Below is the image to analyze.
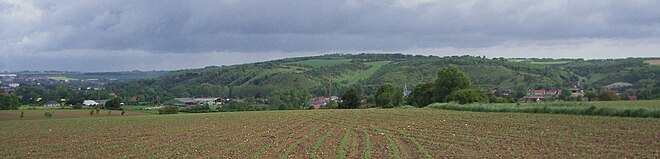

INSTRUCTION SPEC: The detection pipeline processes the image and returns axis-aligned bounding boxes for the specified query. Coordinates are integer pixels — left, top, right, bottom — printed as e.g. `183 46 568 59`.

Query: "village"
39 81 636 111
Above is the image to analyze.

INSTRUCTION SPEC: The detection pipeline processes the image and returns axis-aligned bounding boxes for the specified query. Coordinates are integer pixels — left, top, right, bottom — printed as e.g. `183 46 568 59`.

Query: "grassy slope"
0 109 657 158
115 55 656 98
289 59 352 68
344 61 392 85
531 61 573 65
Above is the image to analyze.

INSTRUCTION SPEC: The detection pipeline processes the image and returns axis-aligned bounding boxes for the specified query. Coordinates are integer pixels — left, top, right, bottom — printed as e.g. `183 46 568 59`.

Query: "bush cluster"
44 112 53 118
180 105 215 113
158 106 179 114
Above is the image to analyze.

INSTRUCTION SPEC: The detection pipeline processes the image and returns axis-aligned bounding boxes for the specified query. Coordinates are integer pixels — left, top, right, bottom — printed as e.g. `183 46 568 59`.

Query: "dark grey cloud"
1 0 659 71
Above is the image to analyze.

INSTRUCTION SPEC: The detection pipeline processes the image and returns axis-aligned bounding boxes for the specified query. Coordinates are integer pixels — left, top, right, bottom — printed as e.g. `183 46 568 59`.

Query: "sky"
1 0 659 72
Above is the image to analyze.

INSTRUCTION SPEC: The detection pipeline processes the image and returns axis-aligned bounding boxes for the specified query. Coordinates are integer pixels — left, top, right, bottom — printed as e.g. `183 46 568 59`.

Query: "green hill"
105 54 659 102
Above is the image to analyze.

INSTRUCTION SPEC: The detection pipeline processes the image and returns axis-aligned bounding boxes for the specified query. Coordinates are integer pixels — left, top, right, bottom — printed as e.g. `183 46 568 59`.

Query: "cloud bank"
1 0 659 71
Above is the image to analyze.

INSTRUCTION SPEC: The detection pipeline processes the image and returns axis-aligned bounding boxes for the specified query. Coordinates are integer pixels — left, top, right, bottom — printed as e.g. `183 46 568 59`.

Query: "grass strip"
361 129 372 159
310 127 334 158
427 103 660 118
336 129 351 159
384 133 401 159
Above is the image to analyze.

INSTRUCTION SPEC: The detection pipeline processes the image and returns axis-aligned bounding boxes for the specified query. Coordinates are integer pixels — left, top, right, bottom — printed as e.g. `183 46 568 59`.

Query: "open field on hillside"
1 109 658 158
344 61 391 85
531 61 573 65
289 59 352 68
0 110 148 120
645 59 660 65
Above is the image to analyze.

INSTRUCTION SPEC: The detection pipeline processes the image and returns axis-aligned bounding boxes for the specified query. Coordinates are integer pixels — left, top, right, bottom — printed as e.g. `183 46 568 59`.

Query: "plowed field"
1 109 658 158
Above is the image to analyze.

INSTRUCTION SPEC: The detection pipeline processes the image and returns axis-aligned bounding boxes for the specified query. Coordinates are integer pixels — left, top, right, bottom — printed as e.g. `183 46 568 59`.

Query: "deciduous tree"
0 94 20 110
339 87 361 109
433 65 473 103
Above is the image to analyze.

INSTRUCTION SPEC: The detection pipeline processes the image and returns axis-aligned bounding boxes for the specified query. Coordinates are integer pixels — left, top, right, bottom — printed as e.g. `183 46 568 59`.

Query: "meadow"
0 108 658 158
424 100 660 118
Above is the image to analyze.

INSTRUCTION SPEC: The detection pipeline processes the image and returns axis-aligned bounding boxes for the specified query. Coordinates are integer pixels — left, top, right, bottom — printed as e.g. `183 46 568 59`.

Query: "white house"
8 83 19 88
83 100 99 106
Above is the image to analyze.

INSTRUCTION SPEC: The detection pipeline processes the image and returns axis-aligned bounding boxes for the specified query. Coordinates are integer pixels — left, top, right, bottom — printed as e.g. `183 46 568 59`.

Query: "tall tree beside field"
407 83 434 107
393 88 405 106
105 97 123 110
433 65 474 102
375 83 395 108
445 89 486 104
268 88 311 110
339 87 361 109
0 94 20 110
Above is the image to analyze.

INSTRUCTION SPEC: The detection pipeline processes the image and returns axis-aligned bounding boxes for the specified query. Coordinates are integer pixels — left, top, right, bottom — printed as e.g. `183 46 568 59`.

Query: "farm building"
43 101 60 107
83 100 107 106
603 82 633 93
164 98 222 106
532 89 546 95
95 100 107 106
83 100 98 106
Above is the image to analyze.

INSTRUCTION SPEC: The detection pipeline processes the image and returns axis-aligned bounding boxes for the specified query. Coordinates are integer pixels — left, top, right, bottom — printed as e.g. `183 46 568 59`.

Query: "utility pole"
328 78 332 97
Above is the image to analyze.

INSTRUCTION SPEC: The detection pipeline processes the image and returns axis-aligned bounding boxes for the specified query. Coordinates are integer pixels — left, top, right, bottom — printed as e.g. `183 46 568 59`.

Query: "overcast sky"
1 0 659 72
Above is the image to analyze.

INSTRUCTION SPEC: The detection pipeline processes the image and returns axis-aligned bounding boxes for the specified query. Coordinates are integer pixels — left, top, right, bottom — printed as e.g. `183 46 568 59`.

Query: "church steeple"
403 83 411 97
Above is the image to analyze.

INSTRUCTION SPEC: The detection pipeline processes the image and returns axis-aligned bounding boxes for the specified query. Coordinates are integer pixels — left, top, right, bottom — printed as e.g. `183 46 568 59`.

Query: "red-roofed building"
532 89 546 95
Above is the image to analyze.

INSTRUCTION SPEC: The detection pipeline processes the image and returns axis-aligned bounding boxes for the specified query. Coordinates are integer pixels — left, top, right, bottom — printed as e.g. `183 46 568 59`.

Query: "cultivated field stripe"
132 116 268 158
361 129 373 159
336 129 351 159
280 125 323 158
310 126 334 158
209 117 312 158
252 123 316 158
380 129 401 159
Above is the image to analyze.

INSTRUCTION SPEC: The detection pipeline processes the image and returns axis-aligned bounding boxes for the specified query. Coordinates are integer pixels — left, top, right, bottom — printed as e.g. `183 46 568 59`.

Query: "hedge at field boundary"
426 102 660 118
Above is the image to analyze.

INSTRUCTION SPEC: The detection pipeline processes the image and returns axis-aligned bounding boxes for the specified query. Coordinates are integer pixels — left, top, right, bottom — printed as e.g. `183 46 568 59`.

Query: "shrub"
444 89 486 104
598 90 621 101
158 106 179 114
72 104 83 109
44 112 53 118
90 110 94 115
180 105 212 113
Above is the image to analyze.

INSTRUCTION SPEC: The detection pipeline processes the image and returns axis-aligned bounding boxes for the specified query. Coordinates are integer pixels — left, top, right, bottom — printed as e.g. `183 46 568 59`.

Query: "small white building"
8 83 19 88
83 100 99 106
